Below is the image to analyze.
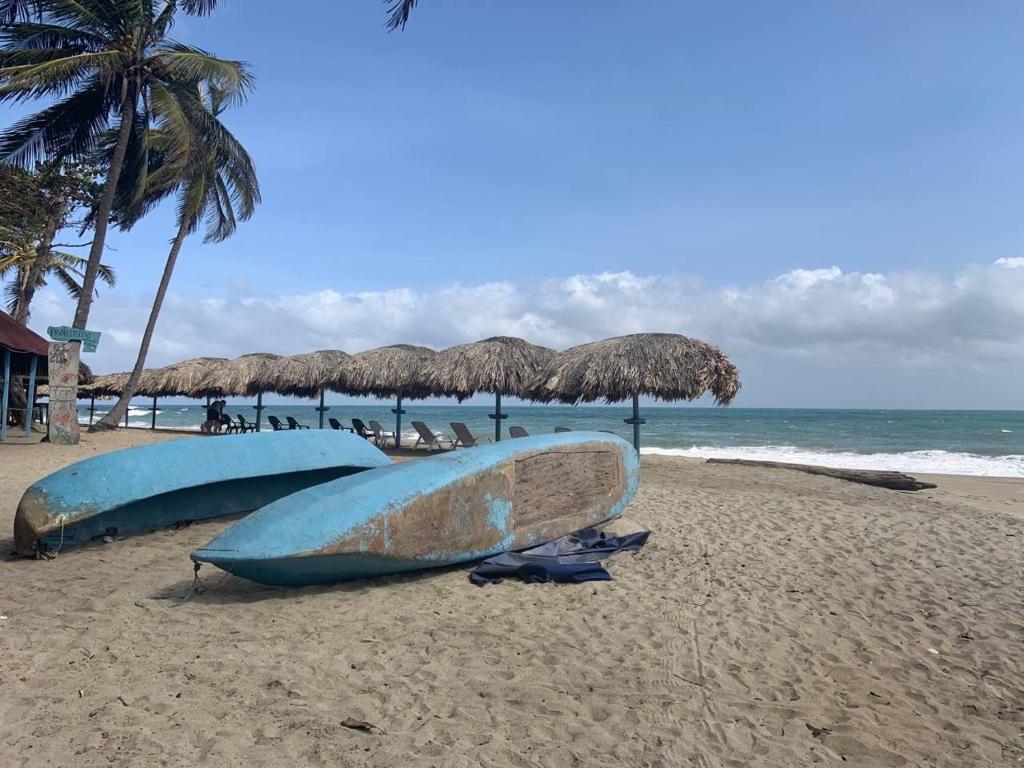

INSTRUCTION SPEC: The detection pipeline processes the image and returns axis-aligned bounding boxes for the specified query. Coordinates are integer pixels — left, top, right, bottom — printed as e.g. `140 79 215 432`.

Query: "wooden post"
316 389 328 429
392 392 405 448
24 354 37 436
88 395 96 426
254 391 264 432
489 391 506 442
46 341 80 444
1 349 10 443
623 394 645 452
151 395 157 429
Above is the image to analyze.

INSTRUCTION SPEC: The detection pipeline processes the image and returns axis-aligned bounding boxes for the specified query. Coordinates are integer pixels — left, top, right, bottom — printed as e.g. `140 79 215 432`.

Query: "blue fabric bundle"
469 526 650 586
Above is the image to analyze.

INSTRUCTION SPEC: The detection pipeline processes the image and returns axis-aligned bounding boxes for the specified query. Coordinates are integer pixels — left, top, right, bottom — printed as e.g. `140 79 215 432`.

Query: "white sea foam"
641 445 1024 478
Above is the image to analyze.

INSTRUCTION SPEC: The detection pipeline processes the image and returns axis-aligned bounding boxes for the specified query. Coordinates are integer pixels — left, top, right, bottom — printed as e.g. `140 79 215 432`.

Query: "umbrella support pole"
254 392 264 432
623 394 645 452
392 393 405 448
151 396 157 430
88 396 95 426
316 389 328 429
24 355 37 436
489 391 507 442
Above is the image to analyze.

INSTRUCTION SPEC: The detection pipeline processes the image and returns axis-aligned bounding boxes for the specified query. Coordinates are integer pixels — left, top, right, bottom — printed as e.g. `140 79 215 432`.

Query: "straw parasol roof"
195 353 283 397
531 333 740 405
415 336 555 401
255 350 352 398
341 344 436 398
81 371 131 397
145 357 229 398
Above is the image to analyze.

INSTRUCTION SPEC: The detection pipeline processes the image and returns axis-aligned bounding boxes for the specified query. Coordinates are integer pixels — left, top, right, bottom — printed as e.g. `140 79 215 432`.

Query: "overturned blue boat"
191 432 639 586
15 431 390 557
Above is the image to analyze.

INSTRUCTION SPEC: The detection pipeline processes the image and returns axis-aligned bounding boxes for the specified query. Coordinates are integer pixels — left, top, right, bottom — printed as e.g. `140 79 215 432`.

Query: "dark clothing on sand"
469 527 650 586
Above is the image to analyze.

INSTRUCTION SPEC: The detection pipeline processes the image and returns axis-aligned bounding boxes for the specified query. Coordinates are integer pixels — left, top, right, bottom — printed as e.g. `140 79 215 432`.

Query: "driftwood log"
706 459 937 491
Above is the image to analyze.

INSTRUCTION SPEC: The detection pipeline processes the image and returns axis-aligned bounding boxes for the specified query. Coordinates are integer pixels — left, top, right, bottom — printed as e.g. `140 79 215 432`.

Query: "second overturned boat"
192 431 640 586
14 430 391 557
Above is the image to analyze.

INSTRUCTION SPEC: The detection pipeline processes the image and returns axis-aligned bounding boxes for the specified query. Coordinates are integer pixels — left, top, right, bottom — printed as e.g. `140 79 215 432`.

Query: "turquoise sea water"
78 403 1024 477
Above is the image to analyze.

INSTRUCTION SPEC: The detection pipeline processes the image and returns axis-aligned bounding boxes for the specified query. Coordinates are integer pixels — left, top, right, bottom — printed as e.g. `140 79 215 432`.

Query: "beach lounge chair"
267 415 288 431
328 418 352 432
286 416 310 430
368 420 397 448
220 414 242 434
351 418 372 440
412 420 454 451
450 422 489 448
508 426 529 439
235 414 256 433
554 426 571 433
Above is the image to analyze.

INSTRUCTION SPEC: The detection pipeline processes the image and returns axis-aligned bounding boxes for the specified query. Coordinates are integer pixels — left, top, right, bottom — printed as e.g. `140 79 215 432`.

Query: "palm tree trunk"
93 219 189 431
13 213 59 325
72 85 136 331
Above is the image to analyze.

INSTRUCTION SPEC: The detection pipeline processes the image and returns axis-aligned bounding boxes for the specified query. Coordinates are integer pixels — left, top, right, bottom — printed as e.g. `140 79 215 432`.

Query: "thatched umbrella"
340 344 436 447
256 350 352 429
147 357 229 398
416 336 556 442
195 353 282 431
531 333 740 451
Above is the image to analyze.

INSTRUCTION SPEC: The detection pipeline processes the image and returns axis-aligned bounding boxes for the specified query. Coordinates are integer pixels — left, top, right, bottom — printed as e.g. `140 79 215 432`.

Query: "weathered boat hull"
191 432 639 586
14 431 391 557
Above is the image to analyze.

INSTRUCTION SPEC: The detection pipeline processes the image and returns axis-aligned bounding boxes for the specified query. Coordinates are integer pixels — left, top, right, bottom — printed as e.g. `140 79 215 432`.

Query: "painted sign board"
47 326 101 353
47 342 80 445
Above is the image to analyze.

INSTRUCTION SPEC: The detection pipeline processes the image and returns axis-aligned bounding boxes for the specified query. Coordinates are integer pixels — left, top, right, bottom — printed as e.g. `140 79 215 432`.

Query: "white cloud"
26 259 1024 408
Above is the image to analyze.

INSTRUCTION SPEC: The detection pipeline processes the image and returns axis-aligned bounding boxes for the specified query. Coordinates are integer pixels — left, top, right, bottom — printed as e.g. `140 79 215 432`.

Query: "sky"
14 0 1024 408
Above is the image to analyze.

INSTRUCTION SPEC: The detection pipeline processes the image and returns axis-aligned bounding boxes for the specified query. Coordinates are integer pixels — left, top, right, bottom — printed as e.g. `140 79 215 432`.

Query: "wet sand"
1 430 1021 767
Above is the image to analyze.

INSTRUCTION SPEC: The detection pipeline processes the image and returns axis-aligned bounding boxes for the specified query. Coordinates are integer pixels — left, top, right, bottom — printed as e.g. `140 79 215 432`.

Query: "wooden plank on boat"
14 431 391 557
191 432 640 586
706 458 937 491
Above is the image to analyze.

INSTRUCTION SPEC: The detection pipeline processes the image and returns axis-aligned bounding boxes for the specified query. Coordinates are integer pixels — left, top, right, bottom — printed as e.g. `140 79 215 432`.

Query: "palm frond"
0 21 107 50
52 264 82 298
0 75 116 165
0 50 124 104
385 0 420 31
150 42 253 102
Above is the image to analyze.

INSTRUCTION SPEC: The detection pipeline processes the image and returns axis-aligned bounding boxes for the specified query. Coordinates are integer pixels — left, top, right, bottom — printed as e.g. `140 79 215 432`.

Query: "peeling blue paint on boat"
192 432 639 586
14 431 391 556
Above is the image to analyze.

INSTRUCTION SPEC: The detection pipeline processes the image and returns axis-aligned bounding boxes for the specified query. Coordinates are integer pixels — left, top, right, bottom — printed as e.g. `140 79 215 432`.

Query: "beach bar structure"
531 333 741 451
0 310 47 441
415 337 555 442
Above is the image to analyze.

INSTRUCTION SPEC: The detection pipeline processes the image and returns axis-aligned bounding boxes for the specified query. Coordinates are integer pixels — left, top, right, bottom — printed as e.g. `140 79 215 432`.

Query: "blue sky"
13 1 1024 408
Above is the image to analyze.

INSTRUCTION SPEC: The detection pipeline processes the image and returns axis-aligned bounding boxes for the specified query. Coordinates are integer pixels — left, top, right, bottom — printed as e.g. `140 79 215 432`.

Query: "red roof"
0 310 49 356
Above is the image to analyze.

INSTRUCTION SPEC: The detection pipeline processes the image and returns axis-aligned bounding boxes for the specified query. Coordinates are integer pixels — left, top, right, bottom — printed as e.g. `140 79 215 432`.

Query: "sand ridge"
1 431 1021 767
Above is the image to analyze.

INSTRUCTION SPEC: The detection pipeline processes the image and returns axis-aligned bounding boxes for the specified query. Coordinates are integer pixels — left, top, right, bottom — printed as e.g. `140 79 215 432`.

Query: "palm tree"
1 247 115 320
94 84 258 430
0 0 250 332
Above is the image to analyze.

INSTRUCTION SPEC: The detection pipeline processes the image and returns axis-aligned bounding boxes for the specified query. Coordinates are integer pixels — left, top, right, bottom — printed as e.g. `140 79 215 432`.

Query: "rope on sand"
174 562 208 606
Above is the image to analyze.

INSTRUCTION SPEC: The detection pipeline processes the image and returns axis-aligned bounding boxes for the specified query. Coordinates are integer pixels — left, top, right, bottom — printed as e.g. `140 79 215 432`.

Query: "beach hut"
194 353 282 431
530 332 741 451
255 350 352 429
0 310 47 441
340 344 436 447
415 336 556 442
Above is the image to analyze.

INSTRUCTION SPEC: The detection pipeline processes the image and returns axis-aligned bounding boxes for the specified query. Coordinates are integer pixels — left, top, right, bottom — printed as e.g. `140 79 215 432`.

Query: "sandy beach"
1 430 1021 767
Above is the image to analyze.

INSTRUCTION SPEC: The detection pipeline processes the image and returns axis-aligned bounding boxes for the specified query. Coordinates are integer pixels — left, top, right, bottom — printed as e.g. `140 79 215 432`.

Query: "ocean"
77 403 1024 478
